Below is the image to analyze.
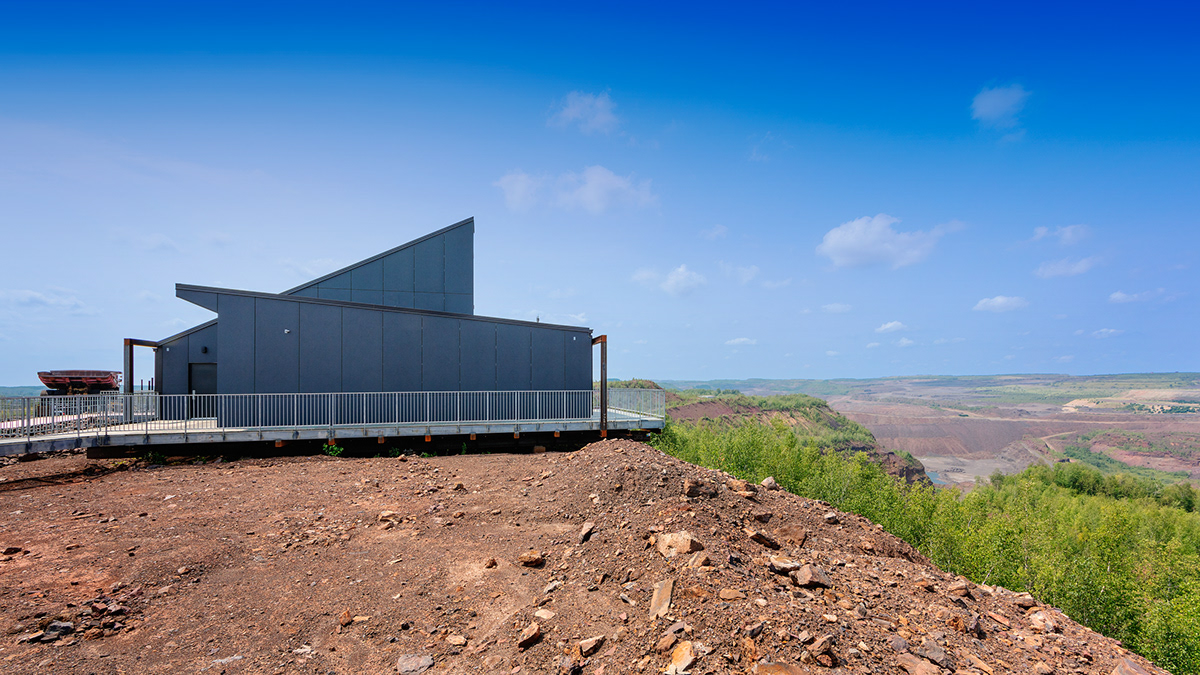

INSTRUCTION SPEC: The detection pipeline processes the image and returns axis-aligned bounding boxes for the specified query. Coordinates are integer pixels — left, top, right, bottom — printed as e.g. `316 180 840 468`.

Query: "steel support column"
592 335 607 437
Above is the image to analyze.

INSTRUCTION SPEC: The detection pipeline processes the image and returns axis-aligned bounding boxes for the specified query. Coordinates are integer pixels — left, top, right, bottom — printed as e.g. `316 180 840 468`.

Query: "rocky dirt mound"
0 440 1169 674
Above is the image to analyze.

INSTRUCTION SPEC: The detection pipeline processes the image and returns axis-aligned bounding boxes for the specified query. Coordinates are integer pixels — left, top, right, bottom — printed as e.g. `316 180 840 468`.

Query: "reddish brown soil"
828 398 1200 484
0 442 1166 674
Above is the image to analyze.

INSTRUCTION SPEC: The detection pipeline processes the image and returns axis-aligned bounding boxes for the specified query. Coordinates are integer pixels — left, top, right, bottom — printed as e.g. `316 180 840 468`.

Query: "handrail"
0 389 666 441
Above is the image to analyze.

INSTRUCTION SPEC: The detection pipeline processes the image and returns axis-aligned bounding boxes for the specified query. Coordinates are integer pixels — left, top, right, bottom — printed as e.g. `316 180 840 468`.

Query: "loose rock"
649 579 674 618
395 654 434 674
656 531 704 558
789 564 832 589
518 550 545 567
518 622 541 649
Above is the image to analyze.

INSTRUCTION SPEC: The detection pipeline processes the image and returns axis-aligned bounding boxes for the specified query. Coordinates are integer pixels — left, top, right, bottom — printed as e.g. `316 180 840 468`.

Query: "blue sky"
1 1 1197 384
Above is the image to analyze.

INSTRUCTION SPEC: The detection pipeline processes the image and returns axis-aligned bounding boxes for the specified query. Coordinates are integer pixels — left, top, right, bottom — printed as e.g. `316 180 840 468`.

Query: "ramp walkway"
0 389 665 456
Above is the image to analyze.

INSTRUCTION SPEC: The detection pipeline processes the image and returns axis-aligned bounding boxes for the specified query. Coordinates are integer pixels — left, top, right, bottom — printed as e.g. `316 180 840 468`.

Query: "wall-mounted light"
201 346 208 354
284 329 291 334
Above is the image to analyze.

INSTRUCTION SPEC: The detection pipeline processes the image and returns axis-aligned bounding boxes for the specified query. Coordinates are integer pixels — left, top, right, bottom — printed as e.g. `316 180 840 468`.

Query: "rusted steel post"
592 335 607 437
123 339 134 395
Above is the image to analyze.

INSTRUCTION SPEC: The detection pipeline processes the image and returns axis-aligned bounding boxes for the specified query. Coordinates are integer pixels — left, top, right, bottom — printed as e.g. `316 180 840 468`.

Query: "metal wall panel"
342 307 383 392
254 298 300 394
217 294 256 394
413 235 445 294
531 327 566 391
382 311 422 392
564 330 592 390
351 289 384 305
298 303 342 393
413 292 445 312
459 321 496 391
318 287 353 301
291 287 318 298
319 272 351 290
160 335 190 395
351 259 383 291
187 323 218 363
444 221 473 295
444 293 472 314
383 291 416 309
382 246 415 293
177 288 219 311
421 315 459 390
496 324 532 391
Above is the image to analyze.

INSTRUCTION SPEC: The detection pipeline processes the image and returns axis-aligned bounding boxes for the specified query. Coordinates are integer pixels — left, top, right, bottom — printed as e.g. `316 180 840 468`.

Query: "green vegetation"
666 391 876 450
1062 444 1191 486
1073 429 1200 462
0 386 44 398
139 448 167 465
600 379 663 389
324 444 344 457
651 418 1200 673
1126 403 1200 414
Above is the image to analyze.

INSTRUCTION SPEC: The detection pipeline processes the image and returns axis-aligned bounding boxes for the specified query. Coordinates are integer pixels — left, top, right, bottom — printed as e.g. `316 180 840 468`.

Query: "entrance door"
188 363 218 418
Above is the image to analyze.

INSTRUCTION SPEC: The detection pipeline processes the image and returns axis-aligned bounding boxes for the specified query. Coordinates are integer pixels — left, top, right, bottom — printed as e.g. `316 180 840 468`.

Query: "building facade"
154 218 593 421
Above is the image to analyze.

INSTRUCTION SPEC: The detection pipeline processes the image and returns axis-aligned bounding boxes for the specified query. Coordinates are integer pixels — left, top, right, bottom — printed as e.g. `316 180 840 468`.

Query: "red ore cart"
37 370 122 396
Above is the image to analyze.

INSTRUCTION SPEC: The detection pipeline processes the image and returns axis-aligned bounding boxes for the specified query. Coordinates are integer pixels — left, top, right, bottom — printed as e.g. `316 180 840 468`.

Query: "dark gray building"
154 218 593 421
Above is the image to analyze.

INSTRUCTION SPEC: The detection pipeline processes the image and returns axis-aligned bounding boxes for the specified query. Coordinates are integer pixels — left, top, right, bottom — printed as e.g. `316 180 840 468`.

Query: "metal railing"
0 389 665 442
596 387 667 419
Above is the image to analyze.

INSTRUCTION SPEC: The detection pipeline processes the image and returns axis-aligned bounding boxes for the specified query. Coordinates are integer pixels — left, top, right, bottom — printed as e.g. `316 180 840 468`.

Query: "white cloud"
816 214 957 269
1035 257 1100 278
933 337 966 345
548 91 619 134
700 224 727 240
1054 355 1075 363
660 264 706 296
761 278 792 290
555 166 656 214
825 350 839 357
496 165 656 214
494 170 544 211
725 337 757 346
0 288 86 312
972 84 1031 129
719 261 759 284
1110 289 1163 303
973 295 1029 312
1031 225 1089 245
896 337 915 347
875 321 907 333
821 303 852 314
1092 328 1123 339
866 342 881 349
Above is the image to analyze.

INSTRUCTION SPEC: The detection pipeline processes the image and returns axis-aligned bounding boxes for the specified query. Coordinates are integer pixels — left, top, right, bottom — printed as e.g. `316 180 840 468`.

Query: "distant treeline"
653 418 1200 674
